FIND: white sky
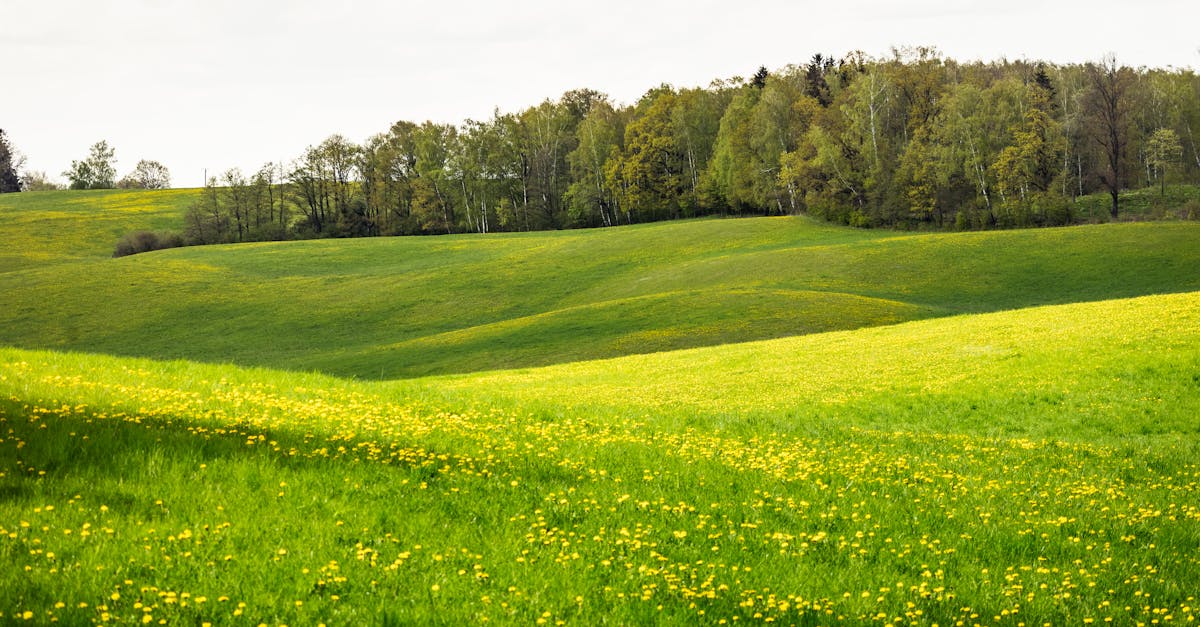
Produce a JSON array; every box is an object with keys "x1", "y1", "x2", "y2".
[{"x1": 4, "y1": 0, "x2": 1199, "y2": 188}]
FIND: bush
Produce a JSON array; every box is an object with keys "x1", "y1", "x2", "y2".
[
  {"x1": 1034, "y1": 192, "x2": 1073, "y2": 226},
  {"x1": 1180, "y1": 199, "x2": 1200, "y2": 221},
  {"x1": 113, "y1": 231, "x2": 185, "y2": 257}
]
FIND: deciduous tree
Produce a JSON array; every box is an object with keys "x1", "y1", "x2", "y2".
[
  {"x1": 566, "y1": 101, "x2": 624, "y2": 226},
  {"x1": 118, "y1": 160, "x2": 171, "y2": 189},
  {"x1": 1083, "y1": 55, "x2": 1136, "y2": 218},
  {"x1": 1145, "y1": 128, "x2": 1183, "y2": 196},
  {"x1": 64, "y1": 141, "x2": 117, "y2": 190}
]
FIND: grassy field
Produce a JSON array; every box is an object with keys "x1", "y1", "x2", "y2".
[
  {"x1": 1, "y1": 291, "x2": 1198, "y2": 624},
  {"x1": 1, "y1": 188, "x2": 1199, "y2": 624},
  {"x1": 2, "y1": 188, "x2": 1199, "y2": 378},
  {"x1": 1072, "y1": 184, "x2": 1200, "y2": 221},
  {"x1": 0, "y1": 189, "x2": 199, "y2": 273}
]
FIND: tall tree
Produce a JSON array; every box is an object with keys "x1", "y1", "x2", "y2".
[
  {"x1": 119, "y1": 160, "x2": 171, "y2": 189},
  {"x1": 361, "y1": 121, "x2": 421, "y2": 235},
  {"x1": 1145, "y1": 128, "x2": 1183, "y2": 196},
  {"x1": 613, "y1": 86, "x2": 686, "y2": 221},
  {"x1": 64, "y1": 140, "x2": 117, "y2": 190},
  {"x1": 565, "y1": 101, "x2": 624, "y2": 226},
  {"x1": 221, "y1": 168, "x2": 253, "y2": 241},
  {"x1": 1083, "y1": 55, "x2": 1135, "y2": 218},
  {"x1": 289, "y1": 135, "x2": 363, "y2": 235},
  {"x1": 0, "y1": 129, "x2": 21, "y2": 192},
  {"x1": 706, "y1": 85, "x2": 759, "y2": 212},
  {"x1": 411, "y1": 122, "x2": 457, "y2": 234},
  {"x1": 990, "y1": 85, "x2": 1067, "y2": 225},
  {"x1": 804, "y1": 54, "x2": 835, "y2": 107},
  {"x1": 671, "y1": 86, "x2": 729, "y2": 213},
  {"x1": 517, "y1": 99, "x2": 576, "y2": 228},
  {"x1": 751, "y1": 66, "x2": 770, "y2": 89}
]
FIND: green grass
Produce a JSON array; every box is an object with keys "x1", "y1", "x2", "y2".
[
  {"x1": 1, "y1": 291, "x2": 1198, "y2": 624},
  {"x1": 3, "y1": 187, "x2": 1200, "y2": 624},
  {"x1": 0, "y1": 189, "x2": 199, "y2": 273},
  {"x1": 1072, "y1": 183, "x2": 1200, "y2": 221},
  {"x1": 1, "y1": 186, "x2": 1198, "y2": 377}
]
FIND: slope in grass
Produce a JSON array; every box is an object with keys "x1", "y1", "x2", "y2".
[
  {"x1": 0, "y1": 189, "x2": 199, "y2": 273},
  {"x1": 326, "y1": 288, "x2": 931, "y2": 377},
  {"x1": 1, "y1": 291, "x2": 1198, "y2": 624},
  {"x1": 432, "y1": 290, "x2": 1200, "y2": 443},
  {"x1": 2, "y1": 197, "x2": 1198, "y2": 377}
]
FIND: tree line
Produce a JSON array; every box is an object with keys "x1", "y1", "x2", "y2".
[
  {"x1": 186, "y1": 50, "x2": 1198, "y2": 245},
  {"x1": 9, "y1": 49, "x2": 1200, "y2": 247},
  {"x1": 0, "y1": 134, "x2": 172, "y2": 192}
]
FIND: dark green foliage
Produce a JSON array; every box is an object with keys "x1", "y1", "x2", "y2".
[
  {"x1": 0, "y1": 129, "x2": 21, "y2": 192},
  {"x1": 750, "y1": 65, "x2": 769, "y2": 89},
  {"x1": 1034, "y1": 63, "x2": 1057, "y2": 109},
  {"x1": 112, "y1": 230, "x2": 185, "y2": 257},
  {"x1": 804, "y1": 54, "x2": 835, "y2": 106}
]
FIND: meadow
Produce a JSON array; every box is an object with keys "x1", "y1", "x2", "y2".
[
  {"x1": 2, "y1": 190, "x2": 1199, "y2": 378},
  {"x1": 2, "y1": 292, "x2": 1199, "y2": 624},
  {"x1": 1, "y1": 188, "x2": 1199, "y2": 624}
]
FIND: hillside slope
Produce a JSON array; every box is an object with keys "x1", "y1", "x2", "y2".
[
  {"x1": 2, "y1": 189, "x2": 1199, "y2": 378},
  {"x1": 2, "y1": 291, "x2": 1198, "y2": 624},
  {"x1": 0, "y1": 188, "x2": 198, "y2": 272}
]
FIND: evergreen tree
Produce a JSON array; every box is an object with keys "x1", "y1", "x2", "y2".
[
  {"x1": 804, "y1": 54, "x2": 834, "y2": 106},
  {"x1": 0, "y1": 129, "x2": 21, "y2": 192},
  {"x1": 751, "y1": 66, "x2": 769, "y2": 90}
]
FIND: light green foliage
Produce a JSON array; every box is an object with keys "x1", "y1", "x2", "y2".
[
  {"x1": 670, "y1": 87, "x2": 728, "y2": 212},
  {"x1": 990, "y1": 85, "x2": 1068, "y2": 225},
  {"x1": 705, "y1": 86, "x2": 758, "y2": 211},
  {"x1": 916, "y1": 79, "x2": 1026, "y2": 225},
  {"x1": 63, "y1": 140, "x2": 118, "y2": 190},
  {"x1": 1146, "y1": 128, "x2": 1184, "y2": 194},
  {"x1": 565, "y1": 101, "x2": 624, "y2": 227},
  {"x1": 706, "y1": 69, "x2": 818, "y2": 215}
]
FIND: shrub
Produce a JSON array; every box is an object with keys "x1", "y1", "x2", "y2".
[
  {"x1": 1180, "y1": 199, "x2": 1200, "y2": 220},
  {"x1": 113, "y1": 230, "x2": 185, "y2": 257},
  {"x1": 1035, "y1": 192, "x2": 1073, "y2": 226}
]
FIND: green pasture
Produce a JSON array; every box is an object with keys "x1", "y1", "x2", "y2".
[
  {"x1": 1, "y1": 187, "x2": 1198, "y2": 377},
  {"x1": 1, "y1": 292, "x2": 1198, "y2": 624},
  {"x1": 1, "y1": 187, "x2": 1199, "y2": 624},
  {"x1": 0, "y1": 189, "x2": 198, "y2": 273}
]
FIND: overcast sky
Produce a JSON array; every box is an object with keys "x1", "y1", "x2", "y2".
[{"x1": 4, "y1": 0, "x2": 1198, "y2": 188}]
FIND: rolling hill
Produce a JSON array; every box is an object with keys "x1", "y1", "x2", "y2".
[
  {"x1": 1, "y1": 188, "x2": 1199, "y2": 624},
  {"x1": 2, "y1": 290, "x2": 1198, "y2": 624},
  {"x1": 2, "y1": 189, "x2": 1198, "y2": 378}
]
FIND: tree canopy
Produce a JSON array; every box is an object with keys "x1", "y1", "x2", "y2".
[
  {"x1": 64, "y1": 141, "x2": 118, "y2": 190},
  {"x1": 64, "y1": 52, "x2": 1200, "y2": 248}
]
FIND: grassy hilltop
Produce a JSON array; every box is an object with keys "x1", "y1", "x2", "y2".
[
  {"x1": 1, "y1": 188, "x2": 1199, "y2": 624},
  {"x1": 1, "y1": 189, "x2": 1199, "y2": 378}
]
